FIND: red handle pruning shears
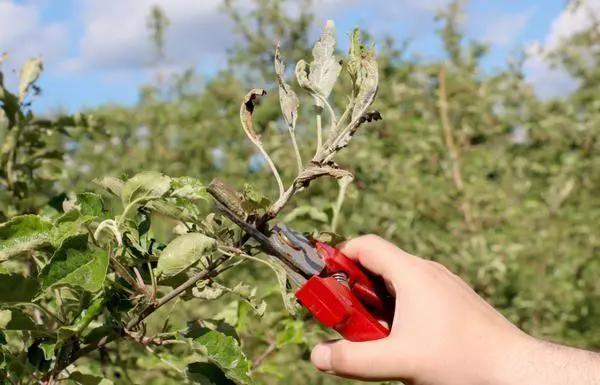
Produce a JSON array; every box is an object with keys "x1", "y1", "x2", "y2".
[{"x1": 213, "y1": 201, "x2": 395, "y2": 342}]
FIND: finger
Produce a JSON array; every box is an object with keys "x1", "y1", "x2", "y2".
[
  {"x1": 311, "y1": 339, "x2": 405, "y2": 381},
  {"x1": 337, "y1": 234, "x2": 420, "y2": 278}
]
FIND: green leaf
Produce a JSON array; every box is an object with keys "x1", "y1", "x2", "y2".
[
  {"x1": 69, "y1": 371, "x2": 114, "y2": 385},
  {"x1": 171, "y1": 176, "x2": 209, "y2": 201},
  {"x1": 39, "y1": 341, "x2": 55, "y2": 361},
  {"x1": 75, "y1": 193, "x2": 106, "y2": 217},
  {"x1": 93, "y1": 177, "x2": 124, "y2": 197},
  {"x1": 18, "y1": 56, "x2": 43, "y2": 102},
  {"x1": 185, "y1": 362, "x2": 236, "y2": 385},
  {"x1": 0, "y1": 309, "x2": 37, "y2": 331},
  {"x1": 308, "y1": 20, "x2": 342, "y2": 107},
  {"x1": 51, "y1": 214, "x2": 94, "y2": 247},
  {"x1": 61, "y1": 296, "x2": 106, "y2": 337},
  {"x1": 240, "y1": 184, "x2": 271, "y2": 212},
  {"x1": 0, "y1": 215, "x2": 53, "y2": 261},
  {"x1": 262, "y1": 255, "x2": 300, "y2": 316},
  {"x1": 230, "y1": 283, "x2": 266, "y2": 317},
  {"x1": 40, "y1": 234, "x2": 109, "y2": 292},
  {"x1": 156, "y1": 232, "x2": 217, "y2": 280},
  {"x1": 121, "y1": 171, "x2": 171, "y2": 205},
  {"x1": 0, "y1": 274, "x2": 39, "y2": 303},
  {"x1": 194, "y1": 330, "x2": 253, "y2": 385},
  {"x1": 276, "y1": 320, "x2": 305, "y2": 348}
]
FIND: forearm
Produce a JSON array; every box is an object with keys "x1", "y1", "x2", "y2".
[{"x1": 495, "y1": 336, "x2": 600, "y2": 385}]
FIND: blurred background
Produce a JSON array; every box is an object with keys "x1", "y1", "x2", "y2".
[{"x1": 1, "y1": 0, "x2": 600, "y2": 383}]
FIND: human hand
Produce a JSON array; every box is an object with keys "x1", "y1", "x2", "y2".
[{"x1": 309, "y1": 234, "x2": 535, "y2": 385}]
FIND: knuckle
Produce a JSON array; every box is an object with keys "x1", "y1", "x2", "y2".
[{"x1": 425, "y1": 260, "x2": 448, "y2": 274}]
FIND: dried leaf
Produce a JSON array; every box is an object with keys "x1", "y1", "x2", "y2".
[
  {"x1": 308, "y1": 20, "x2": 342, "y2": 107},
  {"x1": 274, "y1": 44, "x2": 300, "y2": 130},
  {"x1": 240, "y1": 88, "x2": 267, "y2": 144},
  {"x1": 348, "y1": 31, "x2": 379, "y2": 122}
]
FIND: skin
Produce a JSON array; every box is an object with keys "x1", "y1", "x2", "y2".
[{"x1": 310, "y1": 234, "x2": 600, "y2": 385}]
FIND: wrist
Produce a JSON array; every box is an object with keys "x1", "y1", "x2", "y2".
[{"x1": 489, "y1": 333, "x2": 600, "y2": 385}]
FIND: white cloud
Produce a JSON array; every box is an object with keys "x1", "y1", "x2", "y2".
[
  {"x1": 0, "y1": 0, "x2": 67, "y2": 69},
  {"x1": 63, "y1": 0, "x2": 234, "y2": 72},
  {"x1": 524, "y1": 0, "x2": 600, "y2": 99}
]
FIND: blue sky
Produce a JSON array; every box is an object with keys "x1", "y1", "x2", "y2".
[{"x1": 0, "y1": 0, "x2": 582, "y2": 115}]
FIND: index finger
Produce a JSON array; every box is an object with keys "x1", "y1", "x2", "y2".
[{"x1": 336, "y1": 234, "x2": 420, "y2": 279}]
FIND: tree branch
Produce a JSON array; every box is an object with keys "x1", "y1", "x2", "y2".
[{"x1": 437, "y1": 65, "x2": 475, "y2": 231}]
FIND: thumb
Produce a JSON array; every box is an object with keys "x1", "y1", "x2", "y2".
[{"x1": 311, "y1": 339, "x2": 400, "y2": 380}]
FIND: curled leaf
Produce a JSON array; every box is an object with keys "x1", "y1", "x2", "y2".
[
  {"x1": 295, "y1": 60, "x2": 318, "y2": 95},
  {"x1": 239, "y1": 88, "x2": 267, "y2": 144},
  {"x1": 193, "y1": 282, "x2": 226, "y2": 300}
]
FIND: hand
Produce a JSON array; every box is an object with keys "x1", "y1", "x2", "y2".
[{"x1": 310, "y1": 235, "x2": 600, "y2": 385}]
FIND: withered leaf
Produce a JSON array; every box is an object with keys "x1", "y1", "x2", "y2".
[
  {"x1": 239, "y1": 88, "x2": 267, "y2": 144},
  {"x1": 18, "y1": 56, "x2": 43, "y2": 103},
  {"x1": 308, "y1": 20, "x2": 342, "y2": 106},
  {"x1": 274, "y1": 44, "x2": 299, "y2": 130}
]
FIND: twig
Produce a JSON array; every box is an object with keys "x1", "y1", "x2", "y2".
[
  {"x1": 437, "y1": 65, "x2": 475, "y2": 231},
  {"x1": 126, "y1": 254, "x2": 230, "y2": 330},
  {"x1": 251, "y1": 339, "x2": 277, "y2": 370}
]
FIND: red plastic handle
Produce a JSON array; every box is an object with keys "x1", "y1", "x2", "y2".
[{"x1": 294, "y1": 242, "x2": 395, "y2": 342}]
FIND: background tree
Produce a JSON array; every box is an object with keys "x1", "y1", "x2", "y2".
[{"x1": 1, "y1": 0, "x2": 599, "y2": 384}]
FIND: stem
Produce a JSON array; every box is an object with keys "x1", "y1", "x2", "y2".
[
  {"x1": 315, "y1": 109, "x2": 323, "y2": 155},
  {"x1": 331, "y1": 177, "x2": 351, "y2": 233},
  {"x1": 268, "y1": 185, "x2": 298, "y2": 217},
  {"x1": 17, "y1": 303, "x2": 65, "y2": 325},
  {"x1": 257, "y1": 145, "x2": 285, "y2": 198},
  {"x1": 289, "y1": 126, "x2": 303, "y2": 174}
]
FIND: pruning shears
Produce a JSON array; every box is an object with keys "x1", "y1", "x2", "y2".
[{"x1": 213, "y1": 200, "x2": 395, "y2": 342}]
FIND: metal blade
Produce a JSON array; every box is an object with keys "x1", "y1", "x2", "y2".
[{"x1": 212, "y1": 200, "x2": 310, "y2": 283}]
